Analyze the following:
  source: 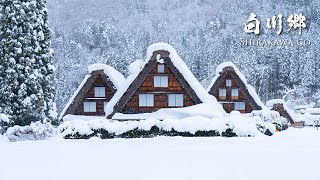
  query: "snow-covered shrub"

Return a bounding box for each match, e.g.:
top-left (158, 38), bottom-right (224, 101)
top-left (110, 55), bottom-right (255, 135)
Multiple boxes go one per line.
top-left (59, 115), bottom-right (273, 139)
top-left (5, 121), bottom-right (56, 142)
top-left (251, 110), bottom-right (288, 131)
top-left (0, 113), bottom-right (11, 134)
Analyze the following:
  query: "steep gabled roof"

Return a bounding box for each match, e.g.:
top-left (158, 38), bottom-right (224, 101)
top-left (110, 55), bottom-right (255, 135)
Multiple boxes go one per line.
top-left (207, 62), bottom-right (265, 110)
top-left (105, 42), bottom-right (223, 118)
top-left (266, 99), bottom-right (297, 124)
top-left (59, 63), bottom-right (125, 120)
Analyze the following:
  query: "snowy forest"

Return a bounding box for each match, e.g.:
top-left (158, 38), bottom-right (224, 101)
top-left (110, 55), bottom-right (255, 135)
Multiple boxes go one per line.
top-left (47, 0), bottom-right (320, 114)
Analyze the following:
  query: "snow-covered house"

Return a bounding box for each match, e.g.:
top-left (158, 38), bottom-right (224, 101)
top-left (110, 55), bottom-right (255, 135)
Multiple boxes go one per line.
top-left (105, 43), bottom-right (223, 119)
top-left (266, 99), bottom-right (296, 124)
top-left (207, 62), bottom-right (264, 113)
top-left (59, 64), bottom-right (125, 119)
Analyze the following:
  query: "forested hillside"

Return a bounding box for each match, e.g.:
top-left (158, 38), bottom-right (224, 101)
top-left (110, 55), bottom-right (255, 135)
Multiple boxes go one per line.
top-left (47, 0), bottom-right (320, 113)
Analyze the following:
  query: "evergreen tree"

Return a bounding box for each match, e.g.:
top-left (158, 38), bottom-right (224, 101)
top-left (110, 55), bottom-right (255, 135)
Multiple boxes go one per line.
top-left (0, 0), bottom-right (56, 126)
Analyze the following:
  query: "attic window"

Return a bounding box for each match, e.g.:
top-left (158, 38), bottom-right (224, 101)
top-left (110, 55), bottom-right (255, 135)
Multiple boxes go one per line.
top-left (231, 89), bottom-right (239, 100)
top-left (226, 79), bottom-right (232, 87)
top-left (158, 64), bottom-right (165, 73)
top-left (154, 76), bottom-right (168, 87)
top-left (168, 94), bottom-right (184, 107)
top-left (94, 87), bottom-right (105, 97)
top-left (84, 102), bottom-right (96, 112)
top-left (139, 94), bottom-right (154, 107)
top-left (234, 102), bottom-right (245, 110)
top-left (219, 89), bottom-right (226, 100)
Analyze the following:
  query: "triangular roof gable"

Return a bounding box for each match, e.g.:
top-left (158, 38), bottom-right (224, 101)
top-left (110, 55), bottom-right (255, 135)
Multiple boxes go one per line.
top-left (106, 43), bottom-right (221, 118)
top-left (207, 62), bottom-right (264, 110)
top-left (59, 64), bottom-right (125, 119)
top-left (107, 50), bottom-right (202, 118)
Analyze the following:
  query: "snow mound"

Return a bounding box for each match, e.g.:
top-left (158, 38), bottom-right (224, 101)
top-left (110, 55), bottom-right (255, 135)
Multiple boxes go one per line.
top-left (105, 42), bottom-right (225, 117)
top-left (113, 103), bottom-right (225, 120)
top-left (207, 62), bottom-right (265, 109)
top-left (0, 113), bottom-right (10, 123)
top-left (5, 121), bottom-right (56, 142)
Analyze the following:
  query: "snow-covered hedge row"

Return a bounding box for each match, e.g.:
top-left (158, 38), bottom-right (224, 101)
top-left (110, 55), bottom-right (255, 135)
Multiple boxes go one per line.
top-left (250, 110), bottom-right (288, 131)
top-left (59, 115), bottom-right (275, 139)
top-left (5, 121), bottom-right (56, 142)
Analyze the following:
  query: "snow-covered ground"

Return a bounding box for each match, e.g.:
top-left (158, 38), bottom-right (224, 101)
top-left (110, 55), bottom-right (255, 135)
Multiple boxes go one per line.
top-left (1, 127), bottom-right (320, 180)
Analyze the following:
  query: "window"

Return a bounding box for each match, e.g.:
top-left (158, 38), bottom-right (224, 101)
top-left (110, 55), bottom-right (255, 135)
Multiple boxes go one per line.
top-left (139, 94), bottom-right (154, 107)
top-left (94, 87), bottom-right (105, 97)
top-left (168, 94), bottom-right (184, 107)
top-left (226, 79), bottom-right (232, 87)
top-left (158, 64), bottom-right (165, 73)
top-left (231, 89), bottom-right (239, 100)
top-left (234, 102), bottom-right (245, 110)
top-left (154, 76), bottom-right (168, 87)
top-left (104, 102), bottom-right (108, 112)
top-left (84, 102), bottom-right (96, 112)
top-left (219, 89), bottom-right (226, 99)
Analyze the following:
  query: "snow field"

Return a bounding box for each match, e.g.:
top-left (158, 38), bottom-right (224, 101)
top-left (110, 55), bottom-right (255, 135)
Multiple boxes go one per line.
top-left (0, 128), bottom-right (319, 180)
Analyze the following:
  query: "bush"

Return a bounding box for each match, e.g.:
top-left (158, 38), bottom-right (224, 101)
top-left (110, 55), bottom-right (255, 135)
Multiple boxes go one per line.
top-left (5, 121), bottom-right (55, 142)
top-left (62, 124), bottom-right (237, 139)
top-left (251, 110), bottom-right (288, 131)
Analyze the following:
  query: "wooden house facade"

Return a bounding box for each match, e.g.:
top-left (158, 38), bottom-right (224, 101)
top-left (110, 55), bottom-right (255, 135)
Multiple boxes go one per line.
top-left (106, 43), bottom-right (217, 119)
top-left (59, 64), bottom-right (125, 119)
top-left (207, 63), bottom-right (263, 113)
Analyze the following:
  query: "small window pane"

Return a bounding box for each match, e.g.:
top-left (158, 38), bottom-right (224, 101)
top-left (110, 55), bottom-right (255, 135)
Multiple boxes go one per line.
top-left (104, 102), bottom-right (108, 112)
top-left (234, 102), bottom-right (245, 110)
top-left (84, 102), bottom-right (96, 112)
top-left (226, 80), bottom-right (232, 87)
top-left (161, 76), bottom-right (168, 87)
top-left (176, 94), bottom-right (183, 106)
top-left (154, 76), bottom-right (161, 87)
top-left (168, 94), bottom-right (175, 106)
top-left (158, 64), bottom-right (165, 73)
top-left (139, 94), bottom-right (147, 106)
top-left (219, 89), bottom-right (226, 96)
top-left (232, 89), bottom-right (238, 96)
top-left (94, 87), bottom-right (105, 97)
top-left (147, 94), bottom-right (154, 106)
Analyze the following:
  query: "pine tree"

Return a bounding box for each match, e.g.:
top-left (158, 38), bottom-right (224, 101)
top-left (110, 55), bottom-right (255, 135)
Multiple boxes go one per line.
top-left (0, 0), bottom-right (56, 126)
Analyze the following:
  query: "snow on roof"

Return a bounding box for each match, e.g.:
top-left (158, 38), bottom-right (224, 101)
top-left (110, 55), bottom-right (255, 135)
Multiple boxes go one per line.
top-left (266, 99), bottom-right (298, 123)
top-left (105, 42), bottom-right (225, 117)
top-left (207, 62), bottom-right (265, 109)
top-left (87, 63), bottom-right (125, 89)
top-left (59, 64), bottom-right (125, 120)
top-left (112, 103), bottom-right (225, 120)
top-left (305, 108), bottom-right (320, 115)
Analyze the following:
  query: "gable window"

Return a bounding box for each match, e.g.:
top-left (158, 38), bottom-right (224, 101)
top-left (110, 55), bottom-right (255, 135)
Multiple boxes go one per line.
top-left (139, 94), bottom-right (154, 107)
top-left (104, 101), bottom-right (108, 112)
top-left (219, 89), bottom-right (227, 100)
top-left (231, 88), bottom-right (239, 100)
top-left (234, 102), bottom-right (245, 110)
top-left (158, 64), bottom-right (165, 73)
top-left (94, 87), bottom-right (105, 97)
top-left (226, 79), bottom-right (232, 87)
top-left (84, 102), bottom-right (96, 112)
top-left (168, 94), bottom-right (184, 107)
top-left (154, 76), bottom-right (168, 87)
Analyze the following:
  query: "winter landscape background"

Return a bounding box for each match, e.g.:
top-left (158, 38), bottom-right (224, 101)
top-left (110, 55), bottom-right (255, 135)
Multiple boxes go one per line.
top-left (48, 0), bottom-right (320, 114)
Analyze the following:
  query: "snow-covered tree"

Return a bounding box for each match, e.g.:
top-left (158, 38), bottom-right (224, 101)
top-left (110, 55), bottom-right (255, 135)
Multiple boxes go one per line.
top-left (0, 0), bottom-right (56, 126)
